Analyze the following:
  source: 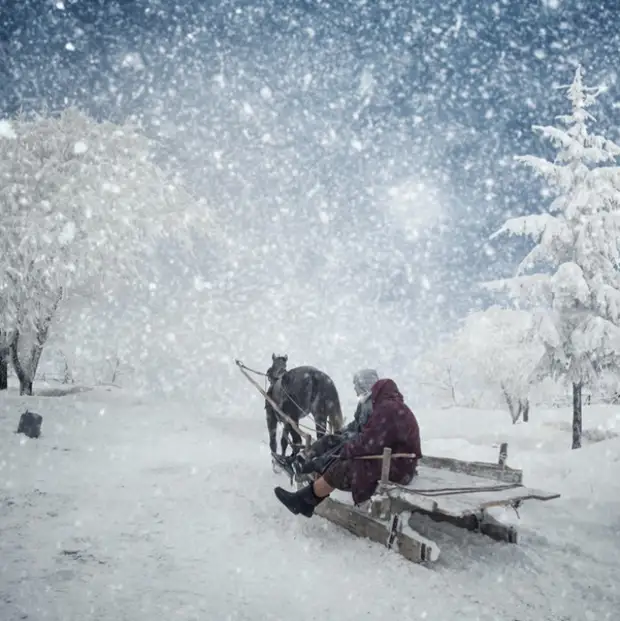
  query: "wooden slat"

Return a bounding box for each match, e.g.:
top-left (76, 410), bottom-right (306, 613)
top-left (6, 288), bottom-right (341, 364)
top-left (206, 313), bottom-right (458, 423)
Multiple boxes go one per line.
top-left (420, 455), bottom-right (523, 484)
top-left (389, 492), bottom-right (439, 515)
top-left (383, 466), bottom-right (559, 520)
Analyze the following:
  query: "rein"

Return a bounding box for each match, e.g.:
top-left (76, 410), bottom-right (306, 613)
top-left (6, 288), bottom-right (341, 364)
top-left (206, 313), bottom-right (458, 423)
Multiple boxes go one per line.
top-left (236, 360), bottom-right (268, 378)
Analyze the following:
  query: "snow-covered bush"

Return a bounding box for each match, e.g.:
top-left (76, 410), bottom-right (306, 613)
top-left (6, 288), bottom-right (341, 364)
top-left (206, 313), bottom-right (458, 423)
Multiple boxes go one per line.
top-left (0, 108), bottom-right (211, 395)
top-left (487, 66), bottom-right (620, 448)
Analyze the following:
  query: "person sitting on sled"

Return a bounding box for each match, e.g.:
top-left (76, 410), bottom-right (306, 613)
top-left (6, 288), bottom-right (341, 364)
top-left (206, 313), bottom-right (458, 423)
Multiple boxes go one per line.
top-left (290, 368), bottom-right (380, 475)
top-left (274, 377), bottom-right (422, 518)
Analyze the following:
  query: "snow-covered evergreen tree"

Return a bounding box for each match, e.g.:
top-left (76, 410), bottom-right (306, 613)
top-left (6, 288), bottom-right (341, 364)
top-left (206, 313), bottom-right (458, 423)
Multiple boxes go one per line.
top-left (488, 66), bottom-right (620, 448)
top-left (0, 109), bottom-right (211, 395)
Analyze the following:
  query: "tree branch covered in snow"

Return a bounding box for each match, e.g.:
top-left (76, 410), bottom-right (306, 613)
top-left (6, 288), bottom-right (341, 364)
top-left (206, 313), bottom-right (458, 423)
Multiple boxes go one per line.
top-left (0, 109), bottom-right (213, 394)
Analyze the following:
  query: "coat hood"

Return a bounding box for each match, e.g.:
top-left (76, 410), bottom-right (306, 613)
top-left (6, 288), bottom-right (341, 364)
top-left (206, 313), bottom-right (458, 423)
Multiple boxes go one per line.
top-left (371, 378), bottom-right (403, 404)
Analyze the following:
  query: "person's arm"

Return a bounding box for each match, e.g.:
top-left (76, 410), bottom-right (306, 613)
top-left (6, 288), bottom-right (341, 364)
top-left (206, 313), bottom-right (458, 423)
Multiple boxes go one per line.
top-left (341, 402), bottom-right (362, 434)
top-left (340, 407), bottom-right (391, 459)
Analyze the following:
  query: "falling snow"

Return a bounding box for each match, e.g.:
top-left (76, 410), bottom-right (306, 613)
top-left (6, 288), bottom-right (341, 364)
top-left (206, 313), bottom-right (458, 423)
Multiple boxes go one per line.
top-left (73, 140), bottom-right (88, 155)
top-left (0, 120), bottom-right (16, 140)
top-left (1, 2), bottom-right (620, 619)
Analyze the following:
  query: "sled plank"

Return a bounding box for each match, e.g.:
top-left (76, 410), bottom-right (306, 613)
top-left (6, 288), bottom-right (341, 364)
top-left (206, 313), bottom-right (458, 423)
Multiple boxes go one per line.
top-left (314, 498), bottom-right (438, 564)
top-left (388, 465), bottom-right (559, 519)
top-left (420, 455), bottom-right (523, 484)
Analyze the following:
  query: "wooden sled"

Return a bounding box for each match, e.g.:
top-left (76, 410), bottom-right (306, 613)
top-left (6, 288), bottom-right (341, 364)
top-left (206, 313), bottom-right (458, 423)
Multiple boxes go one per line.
top-left (306, 445), bottom-right (560, 564)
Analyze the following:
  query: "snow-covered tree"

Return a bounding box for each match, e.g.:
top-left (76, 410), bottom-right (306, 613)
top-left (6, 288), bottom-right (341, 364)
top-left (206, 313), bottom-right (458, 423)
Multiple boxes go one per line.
top-left (452, 307), bottom-right (543, 423)
top-left (487, 66), bottom-right (620, 448)
top-left (414, 337), bottom-right (472, 408)
top-left (0, 108), bottom-right (212, 395)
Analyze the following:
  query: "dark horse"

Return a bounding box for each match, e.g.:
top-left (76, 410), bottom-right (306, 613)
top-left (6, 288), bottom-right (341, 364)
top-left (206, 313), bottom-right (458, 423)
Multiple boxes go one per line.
top-left (265, 353), bottom-right (344, 459)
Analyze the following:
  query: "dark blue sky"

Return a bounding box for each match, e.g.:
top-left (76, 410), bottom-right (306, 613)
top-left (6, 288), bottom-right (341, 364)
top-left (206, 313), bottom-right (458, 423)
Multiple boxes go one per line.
top-left (2, 0), bottom-right (619, 325)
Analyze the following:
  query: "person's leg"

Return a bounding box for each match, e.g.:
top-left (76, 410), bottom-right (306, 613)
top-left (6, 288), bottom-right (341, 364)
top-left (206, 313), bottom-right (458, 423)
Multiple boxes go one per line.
top-left (320, 460), bottom-right (352, 494)
top-left (274, 460), bottom-right (352, 518)
top-left (312, 476), bottom-right (335, 498)
top-left (290, 433), bottom-right (344, 474)
top-left (304, 433), bottom-right (342, 461)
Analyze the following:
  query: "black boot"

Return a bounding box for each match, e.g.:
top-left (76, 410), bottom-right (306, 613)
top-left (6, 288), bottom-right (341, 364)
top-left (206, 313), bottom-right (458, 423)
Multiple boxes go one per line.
top-left (274, 484), bottom-right (326, 518)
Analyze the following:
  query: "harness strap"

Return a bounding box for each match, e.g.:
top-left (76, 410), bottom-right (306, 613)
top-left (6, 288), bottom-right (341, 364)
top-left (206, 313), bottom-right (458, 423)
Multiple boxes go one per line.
top-left (236, 360), bottom-right (268, 377)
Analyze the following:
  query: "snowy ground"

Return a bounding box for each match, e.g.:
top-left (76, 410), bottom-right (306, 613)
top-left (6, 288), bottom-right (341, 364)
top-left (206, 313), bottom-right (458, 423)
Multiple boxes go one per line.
top-left (1, 385), bottom-right (619, 620)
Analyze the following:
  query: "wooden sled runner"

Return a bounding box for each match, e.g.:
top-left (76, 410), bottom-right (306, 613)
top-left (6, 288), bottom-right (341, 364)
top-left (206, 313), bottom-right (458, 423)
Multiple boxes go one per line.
top-left (306, 446), bottom-right (561, 564)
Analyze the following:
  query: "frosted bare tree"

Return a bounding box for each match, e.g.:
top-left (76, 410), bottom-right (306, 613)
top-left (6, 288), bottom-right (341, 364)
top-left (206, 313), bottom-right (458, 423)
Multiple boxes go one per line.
top-left (452, 307), bottom-right (542, 423)
top-left (0, 108), bottom-right (212, 395)
top-left (414, 338), bottom-right (467, 408)
top-left (487, 66), bottom-right (620, 448)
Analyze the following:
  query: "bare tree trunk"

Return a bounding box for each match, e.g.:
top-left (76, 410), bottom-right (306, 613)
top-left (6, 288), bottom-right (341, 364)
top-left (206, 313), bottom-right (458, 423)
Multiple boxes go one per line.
top-left (0, 331), bottom-right (7, 391)
top-left (0, 355), bottom-right (7, 391)
top-left (11, 331), bottom-right (33, 396)
top-left (501, 383), bottom-right (521, 424)
top-left (446, 366), bottom-right (457, 406)
top-left (522, 399), bottom-right (530, 423)
top-left (10, 289), bottom-right (63, 396)
top-left (572, 382), bottom-right (582, 450)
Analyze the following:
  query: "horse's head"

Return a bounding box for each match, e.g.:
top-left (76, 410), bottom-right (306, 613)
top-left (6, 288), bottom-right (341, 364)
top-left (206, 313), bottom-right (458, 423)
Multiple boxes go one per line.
top-left (267, 353), bottom-right (288, 384)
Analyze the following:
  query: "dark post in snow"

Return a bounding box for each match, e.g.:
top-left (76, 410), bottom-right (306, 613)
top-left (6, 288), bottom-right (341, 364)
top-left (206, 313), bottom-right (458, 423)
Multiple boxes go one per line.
top-left (17, 410), bottom-right (43, 439)
top-left (572, 382), bottom-right (583, 450)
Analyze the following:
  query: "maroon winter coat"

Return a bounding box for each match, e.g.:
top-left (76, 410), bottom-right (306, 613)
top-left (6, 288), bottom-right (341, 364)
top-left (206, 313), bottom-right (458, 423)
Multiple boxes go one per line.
top-left (340, 378), bottom-right (421, 505)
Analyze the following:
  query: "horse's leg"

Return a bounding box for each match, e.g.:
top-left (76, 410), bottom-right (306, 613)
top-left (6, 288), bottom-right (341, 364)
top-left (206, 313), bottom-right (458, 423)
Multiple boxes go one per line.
top-left (315, 412), bottom-right (327, 440)
top-left (280, 422), bottom-right (290, 456)
top-left (266, 405), bottom-right (278, 455)
top-left (288, 425), bottom-right (302, 456)
top-left (281, 400), bottom-right (303, 456)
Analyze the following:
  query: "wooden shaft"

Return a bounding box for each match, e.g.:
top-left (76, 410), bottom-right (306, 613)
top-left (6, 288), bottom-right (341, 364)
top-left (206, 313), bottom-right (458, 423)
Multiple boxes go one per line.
top-left (355, 453), bottom-right (417, 460)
